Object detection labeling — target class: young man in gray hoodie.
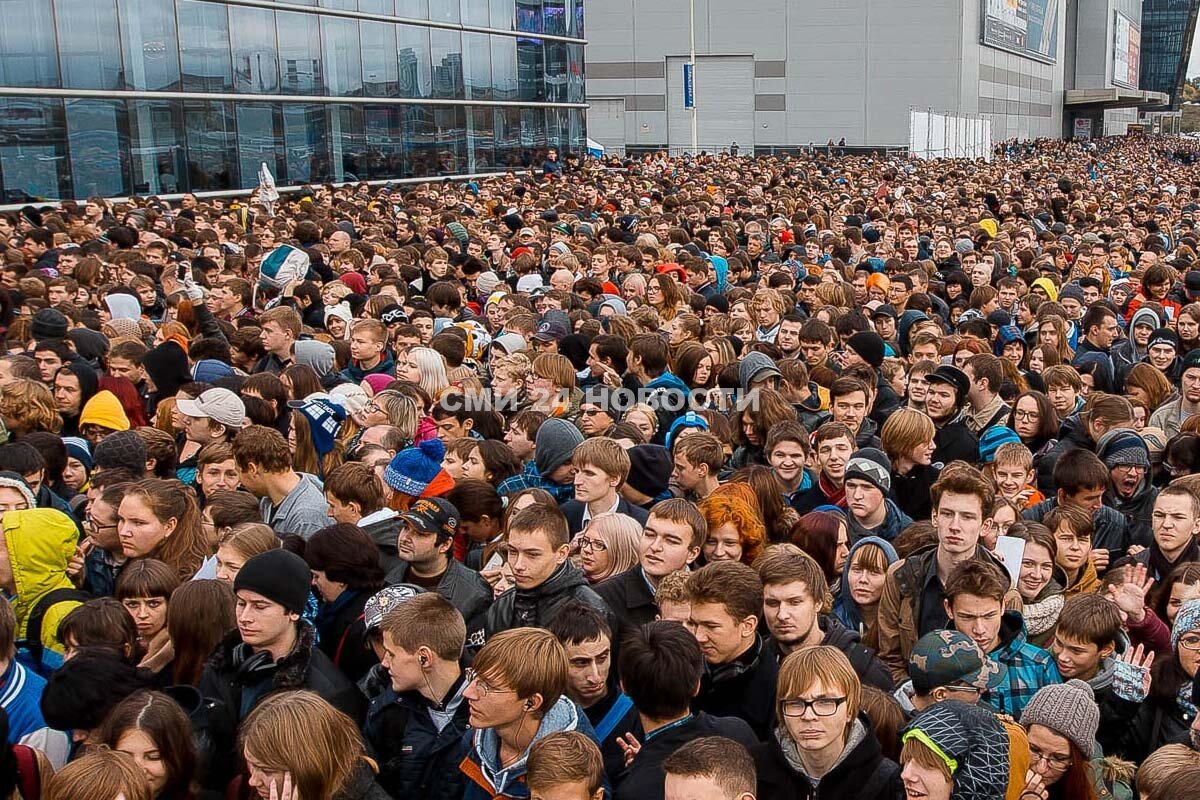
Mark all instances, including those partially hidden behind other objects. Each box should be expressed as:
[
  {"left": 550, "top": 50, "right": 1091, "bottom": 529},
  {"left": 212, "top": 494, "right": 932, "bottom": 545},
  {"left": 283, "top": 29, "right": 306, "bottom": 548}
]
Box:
[{"left": 233, "top": 424, "right": 333, "bottom": 539}]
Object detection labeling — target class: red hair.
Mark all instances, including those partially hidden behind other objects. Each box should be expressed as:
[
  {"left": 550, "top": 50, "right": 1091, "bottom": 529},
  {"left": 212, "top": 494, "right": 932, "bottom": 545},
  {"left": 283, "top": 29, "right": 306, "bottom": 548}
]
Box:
[
  {"left": 698, "top": 490, "right": 766, "bottom": 565},
  {"left": 98, "top": 376, "right": 149, "bottom": 428},
  {"left": 789, "top": 511, "right": 843, "bottom": 583}
]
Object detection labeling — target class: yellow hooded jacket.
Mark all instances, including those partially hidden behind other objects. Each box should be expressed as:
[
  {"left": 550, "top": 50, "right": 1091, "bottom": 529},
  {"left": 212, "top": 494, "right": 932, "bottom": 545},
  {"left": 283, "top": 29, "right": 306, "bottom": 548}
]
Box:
[
  {"left": 5, "top": 508, "right": 83, "bottom": 656},
  {"left": 79, "top": 390, "right": 131, "bottom": 433}
]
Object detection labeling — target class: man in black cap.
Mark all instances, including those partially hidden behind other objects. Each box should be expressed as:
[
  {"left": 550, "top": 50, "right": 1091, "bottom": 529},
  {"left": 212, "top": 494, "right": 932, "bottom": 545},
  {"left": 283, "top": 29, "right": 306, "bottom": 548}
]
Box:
[
  {"left": 619, "top": 444, "right": 673, "bottom": 510},
  {"left": 924, "top": 365, "right": 979, "bottom": 465},
  {"left": 844, "top": 330, "right": 902, "bottom": 425},
  {"left": 199, "top": 549, "right": 364, "bottom": 737}
]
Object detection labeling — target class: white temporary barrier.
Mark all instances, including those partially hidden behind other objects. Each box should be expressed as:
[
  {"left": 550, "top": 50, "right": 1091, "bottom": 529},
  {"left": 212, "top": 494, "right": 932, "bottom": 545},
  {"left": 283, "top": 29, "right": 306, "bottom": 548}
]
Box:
[{"left": 909, "top": 108, "right": 993, "bottom": 160}]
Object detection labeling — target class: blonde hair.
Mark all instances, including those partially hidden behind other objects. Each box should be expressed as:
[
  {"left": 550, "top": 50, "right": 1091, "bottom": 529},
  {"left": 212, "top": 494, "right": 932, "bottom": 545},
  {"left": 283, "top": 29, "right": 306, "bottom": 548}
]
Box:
[
  {"left": 579, "top": 513, "right": 642, "bottom": 582},
  {"left": 491, "top": 352, "right": 532, "bottom": 384},
  {"left": 880, "top": 407, "right": 935, "bottom": 463},
  {"left": 0, "top": 378, "right": 62, "bottom": 435},
  {"left": 572, "top": 438, "right": 631, "bottom": 482},
  {"left": 239, "top": 691, "right": 368, "bottom": 800},
  {"left": 404, "top": 347, "right": 450, "bottom": 399},
  {"left": 45, "top": 749, "right": 153, "bottom": 800},
  {"left": 655, "top": 569, "right": 691, "bottom": 604},
  {"left": 775, "top": 645, "right": 861, "bottom": 732},
  {"left": 533, "top": 353, "right": 576, "bottom": 391}
]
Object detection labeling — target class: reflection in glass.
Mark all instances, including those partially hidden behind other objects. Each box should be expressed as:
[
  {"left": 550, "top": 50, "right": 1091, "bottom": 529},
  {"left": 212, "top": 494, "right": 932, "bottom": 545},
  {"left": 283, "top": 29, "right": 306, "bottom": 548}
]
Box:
[
  {"left": 237, "top": 104, "right": 285, "bottom": 188},
  {"left": 463, "top": 33, "right": 493, "bottom": 101},
  {"left": 284, "top": 103, "right": 329, "bottom": 183},
  {"left": 467, "top": 107, "right": 495, "bottom": 171},
  {"left": 361, "top": 20, "right": 400, "bottom": 96},
  {"left": 178, "top": 0, "right": 233, "bottom": 92},
  {"left": 428, "top": 0, "right": 459, "bottom": 23},
  {"left": 67, "top": 100, "right": 130, "bottom": 198},
  {"left": 544, "top": 42, "right": 567, "bottom": 102},
  {"left": 119, "top": 0, "right": 181, "bottom": 91},
  {"left": 127, "top": 100, "right": 185, "bottom": 195},
  {"left": 0, "top": 0, "right": 60, "bottom": 88},
  {"left": 56, "top": 0, "right": 123, "bottom": 90},
  {"left": 566, "top": 43, "right": 585, "bottom": 104},
  {"left": 517, "top": 38, "right": 546, "bottom": 102},
  {"left": 494, "top": 106, "right": 523, "bottom": 168},
  {"left": 430, "top": 30, "right": 464, "bottom": 99},
  {"left": 397, "top": 25, "right": 432, "bottom": 98},
  {"left": 184, "top": 101, "right": 238, "bottom": 190},
  {"left": 543, "top": 0, "right": 566, "bottom": 36},
  {"left": 277, "top": 10, "right": 324, "bottom": 94},
  {"left": 330, "top": 105, "right": 366, "bottom": 182},
  {"left": 490, "top": 0, "right": 514, "bottom": 30},
  {"left": 230, "top": 6, "right": 281, "bottom": 94},
  {"left": 0, "top": 99, "right": 70, "bottom": 201},
  {"left": 363, "top": 108, "right": 404, "bottom": 179},
  {"left": 491, "top": 36, "right": 518, "bottom": 100},
  {"left": 322, "top": 17, "right": 364, "bottom": 96}
]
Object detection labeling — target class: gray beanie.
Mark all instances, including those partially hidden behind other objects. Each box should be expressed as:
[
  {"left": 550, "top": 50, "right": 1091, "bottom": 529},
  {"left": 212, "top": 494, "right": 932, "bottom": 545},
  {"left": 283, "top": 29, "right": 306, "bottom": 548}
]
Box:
[
  {"left": 738, "top": 351, "right": 781, "bottom": 391},
  {"left": 1019, "top": 679, "right": 1100, "bottom": 757},
  {"left": 534, "top": 418, "right": 584, "bottom": 478},
  {"left": 844, "top": 448, "right": 892, "bottom": 494},
  {"left": 293, "top": 340, "right": 336, "bottom": 377}
]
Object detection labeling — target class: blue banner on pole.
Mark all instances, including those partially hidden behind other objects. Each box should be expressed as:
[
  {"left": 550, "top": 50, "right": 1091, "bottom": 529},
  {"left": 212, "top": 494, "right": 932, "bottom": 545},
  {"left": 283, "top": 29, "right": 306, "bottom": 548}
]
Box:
[{"left": 683, "top": 63, "right": 694, "bottom": 109}]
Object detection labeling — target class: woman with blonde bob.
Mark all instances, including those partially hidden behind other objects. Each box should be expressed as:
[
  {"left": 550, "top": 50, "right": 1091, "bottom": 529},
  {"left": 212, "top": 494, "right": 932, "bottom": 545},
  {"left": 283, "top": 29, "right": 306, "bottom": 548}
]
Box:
[
  {"left": 881, "top": 407, "right": 940, "bottom": 520},
  {"left": 571, "top": 512, "right": 642, "bottom": 584},
  {"left": 528, "top": 353, "right": 582, "bottom": 422},
  {"left": 239, "top": 690, "right": 390, "bottom": 800},
  {"left": 396, "top": 346, "right": 450, "bottom": 403},
  {"left": 697, "top": 489, "right": 766, "bottom": 566},
  {"left": 753, "top": 645, "right": 901, "bottom": 799}
]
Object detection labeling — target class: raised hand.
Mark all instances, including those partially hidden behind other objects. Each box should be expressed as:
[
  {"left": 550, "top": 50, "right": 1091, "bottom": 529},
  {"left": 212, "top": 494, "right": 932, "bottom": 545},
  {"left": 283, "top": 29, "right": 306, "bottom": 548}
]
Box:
[
  {"left": 1106, "top": 562, "right": 1153, "bottom": 623},
  {"left": 1118, "top": 643, "right": 1155, "bottom": 696},
  {"left": 616, "top": 733, "right": 642, "bottom": 768},
  {"left": 269, "top": 773, "right": 301, "bottom": 800}
]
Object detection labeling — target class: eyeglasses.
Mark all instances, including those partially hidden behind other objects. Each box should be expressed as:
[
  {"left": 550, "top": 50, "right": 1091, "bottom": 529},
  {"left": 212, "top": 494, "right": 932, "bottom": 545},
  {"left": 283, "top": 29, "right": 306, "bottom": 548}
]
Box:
[
  {"left": 1178, "top": 633, "right": 1200, "bottom": 651},
  {"left": 573, "top": 536, "right": 608, "bottom": 554},
  {"left": 1014, "top": 410, "right": 1039, "bottom": 421},
  {"left": 942, "top": 683, "right": 984, "bottom": 697},
  {"left": 780, "top": 697, "right": 846, "bottom": 717},
  {"left": 86, "top": 516, "right": 116, "bottom": 532},
  {"left": 1029, "top": 745, "right": 1072, "bottom": 770},
  {"left": 1113, "top": 464, "right": 1147, "bottom": 474},
  {"left": 464, "top": 668, "right": 514, "bottom": 697}
]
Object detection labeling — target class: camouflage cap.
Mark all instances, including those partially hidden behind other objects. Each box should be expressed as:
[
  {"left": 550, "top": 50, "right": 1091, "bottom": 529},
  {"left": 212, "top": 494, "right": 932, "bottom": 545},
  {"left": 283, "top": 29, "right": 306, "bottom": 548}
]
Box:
[
  {"left": 363, "top": 584, "right": 425, "bottom": 632},
  {"left": 908, "top": 630, "right": 1007, "bottom": 695}
]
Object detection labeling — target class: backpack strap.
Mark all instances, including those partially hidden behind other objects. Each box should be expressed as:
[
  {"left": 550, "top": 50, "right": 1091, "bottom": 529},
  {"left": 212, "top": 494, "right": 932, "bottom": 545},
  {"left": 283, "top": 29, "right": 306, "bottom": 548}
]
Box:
[
  {"left": 333, "top": 613, "right": 366, "bottom": 667},
  {"left": 19, "top": 587, "right": 91, "bottom": 672},
  {"left": 856, "top": 757, "right": 898, "bottom": 800},
  {"left": 13, "top": 743, "right": 41, "bottom": 800},
  {"left": 594, "top": 693, "right": 634, "bottom": 742}
]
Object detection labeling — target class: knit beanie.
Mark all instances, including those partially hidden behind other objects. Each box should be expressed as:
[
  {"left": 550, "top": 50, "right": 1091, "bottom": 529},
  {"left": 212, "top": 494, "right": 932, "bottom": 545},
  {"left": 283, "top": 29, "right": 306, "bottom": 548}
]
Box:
[
  {"left": 535, "top": 418, "right": 584, "bottom": 478},
  {"left": 844, "top": 448, "right": 892, "bottom": 494},
  {"left": 329, "top": 383, "right": 369, "bottom": 417},
  {"left": 491, "top": 332, "right": 528, "bottom": 355},
  {"left": 1173, "top": 599, "right": 1200, "bottom": 650},
  {"left": 31, "top": 308, "right": 68, "bottom": 341},
  {"left": 738, "top": 352, "right": 782, "bottom": 391},
  {"left": 625, "top": 445, "right": 672, "bottom": 498},
  {"left": 476, "top": 271, "right": 502, "bottom": 297},
  {"left": 1094, "top": 427, "right": 1151, "bottom": 470},
  {"left": 92, "top": 430, "right": 147, "bottom": 474},
  {"left": 191, "top": 359, "right": 234, "bottom": 383},
  {"left": 384, "top": 438, "right": 451, "bottom": 497},
  {"left": 0, "top": 471, "right": 35, "bottom": 510},
  {"left": 62, "top": 436, "right": 92, "bottom": 472},
  {"left": 287, "top": 395, "right": 345, "bottom": 457},
  {"left": 1019, "top": 679, "right": 1100, "bottom": 757},
  {"left": 1147, "top": 328, "right": 1180, "bottom": 354},
  {"left": 101, "top": 317, "right": 143, "bottom": 341},
  {"left": 79, "top": 390, "right": 131, "bottom": 433},
  {"left": 978, "top": 426, "right": 1021, "bottom": 464},
  {"left": 234, "top": 550, "right": 311, "bottom": 613},
  {"left": 1058, "top": 284, "right": 1085, "bottom": 305},
  {"left": 902, "top": 701, "right": 1010, "bottom": 800},
  {"left": 294, "top": 340, "right": 336, "bottom": 378},
  {"left": 1130, "top": 306, "right": 1162, "bottom": 334},
  {"left": 363, "top": 373, "right": 394, "bottom": 395},
  {"left": 847, "top": 331, "right": 886, "bottom": 369}
]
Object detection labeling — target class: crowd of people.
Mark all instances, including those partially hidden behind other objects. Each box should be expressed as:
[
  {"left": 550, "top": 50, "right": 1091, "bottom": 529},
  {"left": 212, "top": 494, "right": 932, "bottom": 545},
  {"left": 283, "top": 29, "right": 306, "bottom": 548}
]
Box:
[{"left": 2, "top": 134, "right": 1200, "bottom": 798}]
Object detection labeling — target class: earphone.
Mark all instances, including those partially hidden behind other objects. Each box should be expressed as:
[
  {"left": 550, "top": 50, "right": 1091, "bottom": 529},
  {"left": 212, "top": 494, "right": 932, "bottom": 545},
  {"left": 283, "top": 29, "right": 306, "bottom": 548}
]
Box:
[
  {"left": 524, "top": 700, "right": 534, "bottom": 710},
  {"left": 420, "top": 656, "right": 428, "bottom": 667}
]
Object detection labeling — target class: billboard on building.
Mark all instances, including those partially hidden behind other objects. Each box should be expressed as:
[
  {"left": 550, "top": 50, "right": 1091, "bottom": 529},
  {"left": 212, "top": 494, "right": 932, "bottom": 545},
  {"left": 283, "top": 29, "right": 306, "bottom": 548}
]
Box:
[
  {"left": 981, "top": 0, "right": 1060, "bottom": 63},
  {"left": 1113, "top": 12, "right": 1141, "bottom": 89}
]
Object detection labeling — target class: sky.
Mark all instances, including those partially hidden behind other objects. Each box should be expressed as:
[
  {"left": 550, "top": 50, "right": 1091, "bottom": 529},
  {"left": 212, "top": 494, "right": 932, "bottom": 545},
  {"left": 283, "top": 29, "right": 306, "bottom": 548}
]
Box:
[{"left": 1191, "top": 25, "right": 1200, "bottom": 80}]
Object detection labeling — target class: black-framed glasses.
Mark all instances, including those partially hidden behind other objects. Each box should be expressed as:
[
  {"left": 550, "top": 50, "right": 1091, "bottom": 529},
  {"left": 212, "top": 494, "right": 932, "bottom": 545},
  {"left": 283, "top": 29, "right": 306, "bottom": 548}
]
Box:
[
  {"left": 780, "top": 697, "right": 846, "bottom": 717},
  {"left": 572, "top": 536, "right": 608, "bottom": 554},
  {"left": 1029, "top": 745, "right": 1072, "bottom": 770}
]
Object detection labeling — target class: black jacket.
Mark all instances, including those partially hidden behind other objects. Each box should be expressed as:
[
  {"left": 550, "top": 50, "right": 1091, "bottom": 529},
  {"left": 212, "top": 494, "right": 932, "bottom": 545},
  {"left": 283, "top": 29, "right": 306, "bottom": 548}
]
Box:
[
  {"left": 752, "top": 717, "right": 903, "bottom": 800},
  {"left": 693, "top": 635, "right": 780, "bottom": 740},
  {"left": 386, "top": 558, "right": 493, "bottom": 633},
  {"left": 1036, "top": 414, "right": 1093, "bottom": 494},
  {"left": 360, "top": 513, "right": 403, "bottom": 575},
  {"left": 482, "top": 561, "right": 611, "bottom": 640},
  {"left": 613, "top": 712, "right": 758, "bottom": 800},
  {"left": 595, "top": 566, "right": 659, "bottom": 644},
  {"left": 582, "top": 687, "right": 642, "bottom": 782},
  {"left": 932, "top": 416, "right": 978, "bottom": 465},
  {"left": 360, "top": 664, "right": 470, "bottom": 800},
  {"left": 1023, "top": 497, "right": 1131, "bottom": 562},
  {"left": 818, "top": 616, "right": 894, "bottom": 692},
  {"left": 1112, "top": 664, "right": 1194, "bottom": 762},
  {"left": 561, "top": 497, "right": 650, "bottom": 537},
  {"left": 313, "top": 588, "right": 378, "bottom": 685},
  {"left": 890, "top": 463, "right": 940, "bottom": 521},
  {"left": 198, "top": 623, "right": 364, "bottom": 786}
]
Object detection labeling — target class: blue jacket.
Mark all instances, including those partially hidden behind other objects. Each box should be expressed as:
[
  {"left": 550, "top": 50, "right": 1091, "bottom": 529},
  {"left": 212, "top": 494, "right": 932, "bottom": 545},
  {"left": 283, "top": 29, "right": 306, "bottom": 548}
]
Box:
[
  {"left": 847, "top": 498, "right": 912, "bottom": 544},
  {"left": 460, "top": 696, "right": 603, "bottom": 799},
  {"left": 833, "top": 536, "right": 899, "bottom": 635},
  {"left": 986, "top": 611, "right": 1062, "bottom": 720}
]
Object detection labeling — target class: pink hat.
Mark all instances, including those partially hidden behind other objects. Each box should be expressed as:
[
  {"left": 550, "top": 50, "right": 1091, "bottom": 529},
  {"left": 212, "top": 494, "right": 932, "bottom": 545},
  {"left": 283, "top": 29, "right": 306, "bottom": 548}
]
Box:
[{"left": 362, "top": 373, "right": 394, "bottom": 395}]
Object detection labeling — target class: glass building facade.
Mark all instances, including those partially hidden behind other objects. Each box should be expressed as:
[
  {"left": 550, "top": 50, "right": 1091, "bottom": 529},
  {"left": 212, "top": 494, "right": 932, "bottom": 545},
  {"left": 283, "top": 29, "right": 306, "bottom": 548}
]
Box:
[
  {"left": 1139, "top": 0, "right": 1200, "bottom": 110},
  {"left": 0, "top": 0, "right": 586, "bottom": 201}
]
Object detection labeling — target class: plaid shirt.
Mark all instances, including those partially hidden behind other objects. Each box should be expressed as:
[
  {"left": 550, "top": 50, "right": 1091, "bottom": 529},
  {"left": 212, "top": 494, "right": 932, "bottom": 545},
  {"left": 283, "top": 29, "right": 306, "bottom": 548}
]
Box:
[
  {"left": 496, "top": 461, "right": 575, "bottom": 504},
  {"left": 986, "top": 611, "right": 1062, "bottom": 720}
]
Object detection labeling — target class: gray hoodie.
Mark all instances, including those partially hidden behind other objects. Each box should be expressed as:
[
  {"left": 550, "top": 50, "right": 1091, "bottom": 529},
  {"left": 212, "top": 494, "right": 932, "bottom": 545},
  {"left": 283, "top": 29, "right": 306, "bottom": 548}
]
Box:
[{"left": 261, "top": 472, "right": 334, "bottom": 539}]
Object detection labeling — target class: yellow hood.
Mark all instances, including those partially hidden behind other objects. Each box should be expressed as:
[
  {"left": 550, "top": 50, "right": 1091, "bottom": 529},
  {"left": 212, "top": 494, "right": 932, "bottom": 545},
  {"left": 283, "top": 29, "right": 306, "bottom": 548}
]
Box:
[{"left": 5, "top": 508, "right": 80, "bottom": 650}]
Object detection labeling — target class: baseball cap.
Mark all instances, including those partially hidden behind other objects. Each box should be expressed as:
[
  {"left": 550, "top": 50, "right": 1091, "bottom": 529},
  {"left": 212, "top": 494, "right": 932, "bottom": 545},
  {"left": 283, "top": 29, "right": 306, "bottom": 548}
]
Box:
[
  {"left": 518, "top": 227, "right": 537, "bottom": 238},
  {"left": 925, "top": 365, "right": 971, "bottom": 400},
  {"left": 399, "top": 497, "right": 460, "bottom": 541},
  {"left": 532, "top": 319, "right": 569, "bottom": 343},
  {"left": 175, "top": 388, "right": 246, "bottom": 429},
  {"left": 363, "top": 584, "right": 425, "bottom": 631},
  {"left": 909, "top": 630, "right": 1007, "bottom": 695}
]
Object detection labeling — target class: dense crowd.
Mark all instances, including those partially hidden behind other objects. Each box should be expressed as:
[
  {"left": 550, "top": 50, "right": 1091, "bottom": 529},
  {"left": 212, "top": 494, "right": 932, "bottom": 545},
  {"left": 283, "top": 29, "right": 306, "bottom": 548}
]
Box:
[{"left": 2, "top": 136, "right": 1200, "bottom": 799}]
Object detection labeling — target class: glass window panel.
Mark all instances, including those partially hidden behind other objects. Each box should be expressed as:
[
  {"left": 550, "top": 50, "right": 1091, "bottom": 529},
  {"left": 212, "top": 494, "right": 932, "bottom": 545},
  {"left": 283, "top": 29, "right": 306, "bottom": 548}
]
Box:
[
  {"left": 567, "top": 0, "right": 582, "bottom": 37},
  {"left": 230, "top": 7, "right": 280, "bottom": 94},
  {"left": 322, "top": 17, "right": 363, "bottom": 96},
  {"left": 430, "top": 30, "right": 463, "bottom": 99},
  {"left": 463, "top": 33, "right": 492, "bottom": 101},
  {"left": 491, "top": 36, "right": 518, "bottom": 100},
  {"left": 283, "top": 103, "right": 329, "bottom": 184},
  {"left": 543, "top": 0, "right": 565, "bottom": 36},
  {"left": 184, "top": 100, "right": 238, "bottom": 191},
  {"left": 55, "top": 0, "right": 122, "bottom": 90},
  {"left": 127, "top": 99, "right": 185, "bottom": 195},
  {"left": 358, "top": 0, "right": 393, "bottom": 12},
  {"left": 568, "top": 107, "right": 584, "bottom": 155},
  {"left": 66, "top": 100, "right": 130, "bottom": 198},
  {"left": 493, "top": 106, "right": 522, "bottom": 168},
  {"left": 236, "top": 104, "right": 285, "bottom": 190},
  {"left": 363, "top": 107, "right": 404, "bottom": 179},
  {"left": 490, "top": 0, "right": 514, "bottom": 30},
  {"left": 516, "top": 0, "right": 543, "bottom": 33},
  {"left": 429, "top": 0, "right": 459, "bottom": 22},
  {"left": 277, "top": 10, "right": 324, "bottom": 95},
  {"left": 544, "top": 107, "right": 566, "bottom": 153},
  {"left": 403, "top": 105, "right": 435, "bottom": 176},
  {"left": 0, "top": 99, "right": 70, "bottom": 201},
  {"left": 544, "top": 42, "right": 567, "bottom": 102},
  {"left": 520, "top": 106, "right": 546, "bottom": 164},
  {"left": 566, "top": 43, "right": 584, "bottom": 104},
  {"left": 361, "top": 21, "right": 399, "bottom": 97},
  {"left": 467, "top": 107, "right": 495, "bottom": 172},
  {"left": 178, "top": 0, "right": 232, "bottom": 92},
  {"left": 397, "top": 25, "right": 431, "bottom": 98},
  {"left": 462, "top": 0, "right": 489, "bottom": 26},
  {"left": 119, "top": 0, "right": 181, "bottom": 91},
  {"left": 517, "top": 39, "right": 545, "bottom": 102},
  {"left": 329, "top": 105, "right": 366, "bottom": 182},
  {"left": 320, "top": 0, "right": 357, "bottom": 8},
  {"left": 0, "top": 0, "right": 59, "bottom": 88},
  {"left": 395, "top": 0, "right": 427, "bottom": 16},
  {"left": 434, "top": 106, "right": 466, "bottom": 175}
]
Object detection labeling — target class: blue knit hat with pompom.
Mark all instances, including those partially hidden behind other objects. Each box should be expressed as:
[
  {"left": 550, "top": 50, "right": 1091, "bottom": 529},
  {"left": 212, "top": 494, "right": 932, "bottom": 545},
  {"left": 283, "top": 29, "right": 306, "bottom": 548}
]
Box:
[{"left": 384, "top": 438, "right": 448, "bottom": 496}]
